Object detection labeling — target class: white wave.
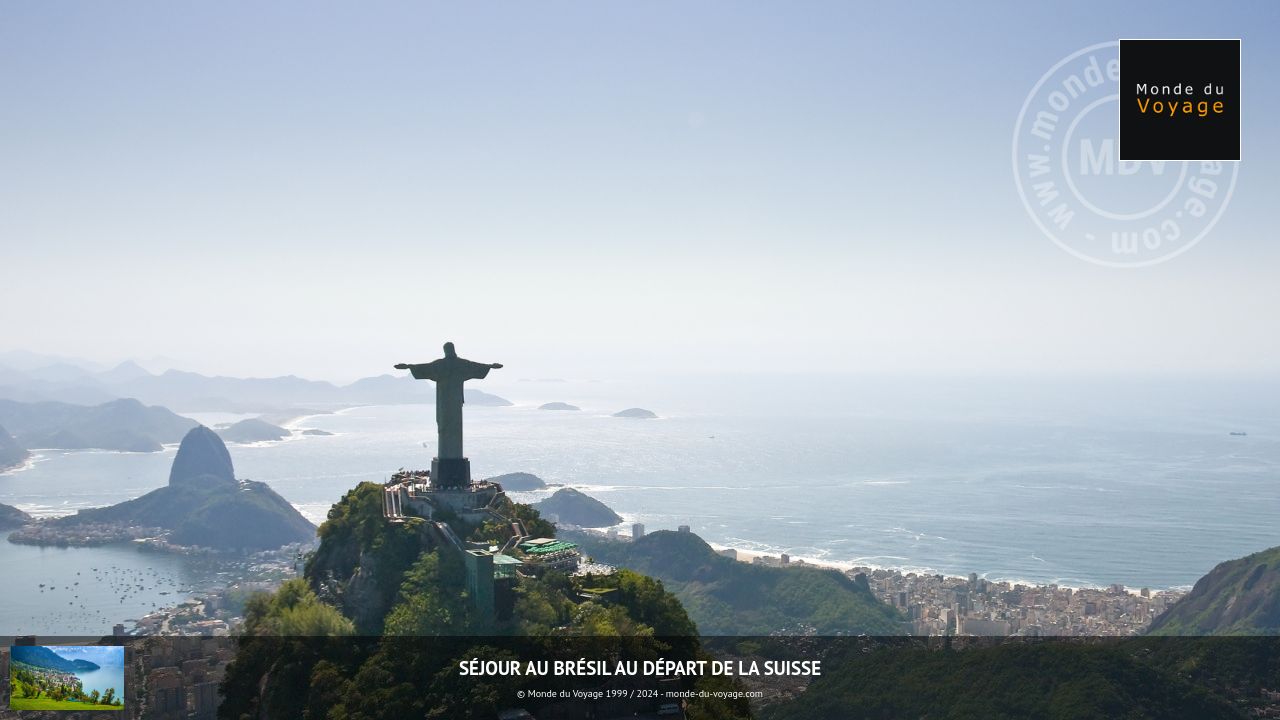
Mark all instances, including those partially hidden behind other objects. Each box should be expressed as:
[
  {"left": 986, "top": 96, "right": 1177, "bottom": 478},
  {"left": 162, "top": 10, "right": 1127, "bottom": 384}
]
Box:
[
  {"left": 0, "top": 452, "right": 44, "bottom": 475},
  {"left": 561, "top": 483, "right": 746, "bottom": 493},
  {"left": 13, "top": 502, "right": 97, "bottom": 519},
  {"left": 292, "top": 502, "right": 335, "bottom": 525}
]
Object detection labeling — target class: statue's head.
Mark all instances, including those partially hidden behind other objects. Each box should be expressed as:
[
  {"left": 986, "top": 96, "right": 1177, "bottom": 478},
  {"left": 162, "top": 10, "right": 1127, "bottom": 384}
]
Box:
[{"left": 443, "top": 342, "right": 457, "bottom": 357}]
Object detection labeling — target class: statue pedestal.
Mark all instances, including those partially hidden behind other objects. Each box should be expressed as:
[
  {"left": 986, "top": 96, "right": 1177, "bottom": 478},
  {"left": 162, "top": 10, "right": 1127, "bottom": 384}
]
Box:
[{"left": 431, "top": 457, "right": 471, "bottom": 489}]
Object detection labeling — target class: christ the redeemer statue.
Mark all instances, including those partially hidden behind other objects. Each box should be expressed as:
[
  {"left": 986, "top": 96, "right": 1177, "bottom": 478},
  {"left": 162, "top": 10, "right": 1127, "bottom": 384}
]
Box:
[{"left": 395, "top": 342, "right": 502, "bottom": 488}]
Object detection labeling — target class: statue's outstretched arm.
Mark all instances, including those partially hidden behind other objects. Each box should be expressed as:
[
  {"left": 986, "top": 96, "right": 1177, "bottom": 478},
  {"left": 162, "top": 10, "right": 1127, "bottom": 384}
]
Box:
[
  {"left": 490, "top": 363, "right": 503, "bottom": 369},
  {"left": 394, "top": 363, "right": 411, "bottom": 370}
]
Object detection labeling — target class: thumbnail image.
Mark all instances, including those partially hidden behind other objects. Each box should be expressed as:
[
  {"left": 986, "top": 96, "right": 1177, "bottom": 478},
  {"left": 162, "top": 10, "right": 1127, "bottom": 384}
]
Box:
[{"left": 9, "top": 645, "right": 124, "bottom": 711}]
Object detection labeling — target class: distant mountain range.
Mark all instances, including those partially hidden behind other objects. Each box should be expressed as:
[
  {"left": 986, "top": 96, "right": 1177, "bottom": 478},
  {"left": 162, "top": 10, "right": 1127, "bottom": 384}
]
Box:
[
  {"left": 0, "top": 398, "right": 196, "bottom": 452},
  {"left": 0, "top": 355, "right": 511, "bottom": 412},
  {"left": 0, "top": 353, "right": 513, "bottom": 453},
  {"left": 24, "top": 426, "right": 315, "bottom": 552},
  {"left": 10, "top": 646, "right": 99, "bottom": 673}
]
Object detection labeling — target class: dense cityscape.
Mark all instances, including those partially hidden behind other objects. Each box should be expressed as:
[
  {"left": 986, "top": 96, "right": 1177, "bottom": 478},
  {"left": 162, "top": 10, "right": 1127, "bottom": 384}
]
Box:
[
  {"left": 597, "top": 525, "right": 1190, "bottom": 637},
  {"left": 729, "top": 548, "right": 1184, "bottom": 636},
  {"left": 859, "top": 567, "right": 1185, "bottom": 637}
]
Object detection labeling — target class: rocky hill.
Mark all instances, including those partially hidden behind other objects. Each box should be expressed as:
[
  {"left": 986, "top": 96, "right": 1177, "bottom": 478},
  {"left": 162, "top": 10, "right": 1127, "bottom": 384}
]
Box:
[
  {"left": 0, "top": 398, "right": 196, "bottom": 452},
  {"left": 0, "top": 502, "right": 31, "bottom": 529},
  {"left": 16, "top": 426, "right": 314, "bottom": 552},
  {"left": 1148, "top": 544, "right": 1280, "bottom": 635},
  {"left": 0, "top": 423, "right": 29, "bottom": 470},
  {"left": 169, "top": 425, "right": 237, "bottom": 488},
  {"left": 217, "top": 481, "right": 748, "bottom": 720},
  {"left": 535, "top": 488, "right": 621, "bottom": 527}
]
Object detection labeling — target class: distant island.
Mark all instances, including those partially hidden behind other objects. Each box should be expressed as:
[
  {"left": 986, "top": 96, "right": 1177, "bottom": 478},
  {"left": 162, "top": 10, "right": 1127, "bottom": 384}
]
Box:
[
  {"left": 488, "top": 471, "right": 547, "bottom": 490},
  {"left": 9, "top": 645, "right": 123, "bottom": 711},
  {"left": 301, "top": 428, "right": 334, "bottom": 436},
  {"left": 0, "top": 422, "right": 29, "bottom": 469},
  {"left": 535, "top": 488, "right": 622, "bottom": 527},
  {"left": 539, "top": 401, "right": 581, "bottom": 411},
  {"left": 0, "top": 502, "right": 31, "bottom": 529},
  {"left": 8, "top": 426, "right": 315, "bottom": 552},
  {"left": 216, "top": 418, "right": 291, "bottom": 443},
  {"left": 613, "top": 407, "right": 658, "bottom": 419},
  {"left": 0, "top": 398, "right": 195, "bottom": 452}
]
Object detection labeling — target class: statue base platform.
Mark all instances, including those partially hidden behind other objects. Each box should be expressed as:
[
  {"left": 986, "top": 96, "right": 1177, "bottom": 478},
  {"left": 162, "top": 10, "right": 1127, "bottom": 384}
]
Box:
[{"left": 431, "top": 457, "right": 471, "bottom": 489}]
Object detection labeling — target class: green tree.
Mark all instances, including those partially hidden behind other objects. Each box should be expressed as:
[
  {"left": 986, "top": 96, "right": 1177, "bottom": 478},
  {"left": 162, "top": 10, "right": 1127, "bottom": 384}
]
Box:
[
  {"left": 384, "top": 550, "right": 477, "bottom": 636},
  {"left": 513, "top": 577, "right": 571, "bottom": 633},
  {"left": 422, "top": 646, "right": 524, "bottom": 720},
  {"left": 304, "top": 482, "right": 427, "bottom": 634},
  {"left": 244, "top": 578, "right": 355, "bottom": 636}
]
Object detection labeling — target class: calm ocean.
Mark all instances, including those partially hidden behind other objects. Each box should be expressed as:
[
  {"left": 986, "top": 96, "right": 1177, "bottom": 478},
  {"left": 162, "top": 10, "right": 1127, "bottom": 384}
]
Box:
[{"left": 2, "top": 373, "right": 1277, "bottom": 634}]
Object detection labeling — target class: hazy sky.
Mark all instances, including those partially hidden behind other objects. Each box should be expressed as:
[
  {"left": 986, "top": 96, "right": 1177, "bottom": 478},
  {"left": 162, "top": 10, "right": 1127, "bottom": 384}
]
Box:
[
  {"left": 2, "top": 2, "right": 1277, "bottom": 382},
  {"left": 47, "top": 645, "right": 124, "bottom": 667}
]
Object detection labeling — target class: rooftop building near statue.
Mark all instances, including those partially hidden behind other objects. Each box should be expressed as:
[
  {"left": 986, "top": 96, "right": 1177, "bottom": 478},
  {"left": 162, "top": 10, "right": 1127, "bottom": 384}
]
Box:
[{"left": 517, "top": 538, "right": 582, "bottom": 574}]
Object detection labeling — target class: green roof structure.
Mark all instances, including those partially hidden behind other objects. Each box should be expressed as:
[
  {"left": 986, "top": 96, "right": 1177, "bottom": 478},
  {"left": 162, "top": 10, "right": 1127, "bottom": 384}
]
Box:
[{"left": 519, "top": 540, "right": 579, "bottom": 555}]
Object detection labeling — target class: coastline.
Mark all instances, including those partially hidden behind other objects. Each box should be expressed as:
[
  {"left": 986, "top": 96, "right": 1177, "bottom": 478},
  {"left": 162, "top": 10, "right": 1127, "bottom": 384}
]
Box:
[
  {"left": 598, "top": 516, "right": 1194, "bottom": 596},
  {"left": 571, "top": 525, "right": 1186, "bottom": 635},
  {"left": 702, "top": 539, "right": 1189, "bottom": 597},
  {"left": 0, "top": 452, "right": 39, "bottom": 476}
]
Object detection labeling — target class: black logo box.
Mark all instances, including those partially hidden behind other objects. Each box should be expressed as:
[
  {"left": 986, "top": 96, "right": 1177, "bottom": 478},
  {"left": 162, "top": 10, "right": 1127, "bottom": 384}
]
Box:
[{"left": 1119, "top": 39, "right": 1240, "bottom": 161}]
